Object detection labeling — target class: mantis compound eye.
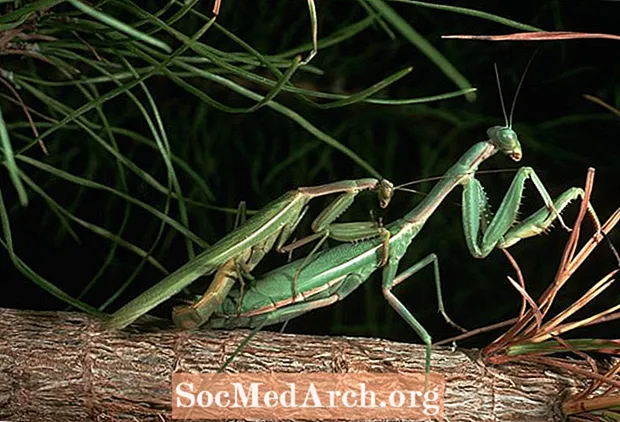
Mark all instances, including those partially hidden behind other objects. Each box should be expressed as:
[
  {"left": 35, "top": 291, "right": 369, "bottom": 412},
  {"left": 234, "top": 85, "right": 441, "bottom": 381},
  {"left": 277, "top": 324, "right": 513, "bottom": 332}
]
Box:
[{"left": 497, "top": 128, "right": 518, "bottom": 146}]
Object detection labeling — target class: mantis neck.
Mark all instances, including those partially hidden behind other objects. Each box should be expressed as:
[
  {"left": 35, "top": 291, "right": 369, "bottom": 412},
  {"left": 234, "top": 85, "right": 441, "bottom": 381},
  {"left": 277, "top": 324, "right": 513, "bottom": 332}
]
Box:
[{"left": 402, "top": 140, "right": 499, "bottom": 225}]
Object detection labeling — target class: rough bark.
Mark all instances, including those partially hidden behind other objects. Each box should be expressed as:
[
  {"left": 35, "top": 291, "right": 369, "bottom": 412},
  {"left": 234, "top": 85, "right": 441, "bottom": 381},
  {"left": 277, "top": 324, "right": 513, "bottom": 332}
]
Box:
[{"left": 0, "top": 308, "right": 600, "bottom": 422}]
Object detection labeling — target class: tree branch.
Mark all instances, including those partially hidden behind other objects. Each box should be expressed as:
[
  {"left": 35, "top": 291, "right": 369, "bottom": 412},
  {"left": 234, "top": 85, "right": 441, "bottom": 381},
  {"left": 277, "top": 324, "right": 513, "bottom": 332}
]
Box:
[{"left": 0, "top": 308, "right": 600, "bottom": 421}]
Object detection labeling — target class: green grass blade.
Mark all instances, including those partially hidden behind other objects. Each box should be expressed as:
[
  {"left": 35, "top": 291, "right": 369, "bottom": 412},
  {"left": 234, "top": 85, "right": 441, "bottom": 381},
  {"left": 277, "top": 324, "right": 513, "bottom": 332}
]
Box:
[
  {"left": 0, "top": 105, "right": 28, "bottom": 206},
  {"left": 367, "top": 0, "right": 476, "bottom": 101},
  {"left": 170, "top": 60, "right": 384, "bottom": 178},
  {"left": 18, "top": 170, "right": 171, "bottom": 275},
  {"left": 16, "top": 156, "right": 208, "bottom": 248},
  {"left": 366, "top": 87, "right": 477, "bottom": 105},
  {"left": 318, "top": 67, "right": 413, "bottom": 109},
  {"left": 389, "top": 0, "right": 543, "bottom": 32},
  {"left": 246, "top": 55, "right": 304, "bottom": 112},
  {"left": 356, "top": 0, "right": 397, "bottom": 40},
  {"left": 0, "top": 0, "right": 63, "bottom": 25},
  {"left": 0, "top": 187, "right": 101, "bottom": 315},
  {"left": 68, "top": 0, "right": 172, "bottom": 52}
]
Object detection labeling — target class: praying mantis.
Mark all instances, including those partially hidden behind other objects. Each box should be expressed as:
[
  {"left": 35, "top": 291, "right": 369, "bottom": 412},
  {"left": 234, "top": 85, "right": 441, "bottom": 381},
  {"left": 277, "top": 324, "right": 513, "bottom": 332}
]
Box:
[
  {"left": 204, "top": 123, "right": 599, "bottom": 373},
  {"left": 104, "top": 178, "right": 394, "bottom": 330}
]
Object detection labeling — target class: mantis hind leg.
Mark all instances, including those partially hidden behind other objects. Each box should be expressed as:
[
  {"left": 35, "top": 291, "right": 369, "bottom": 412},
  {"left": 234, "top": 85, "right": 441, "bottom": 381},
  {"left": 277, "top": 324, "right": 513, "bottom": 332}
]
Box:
[
  {"left": 381, "top": 253, "right": 465, "bottom": 374},
  {"left": 172, "top": 202, "right": 250, "bottom": 330},
  {"left": 172, "top": 258, "right": 240, "bottom": 330}
]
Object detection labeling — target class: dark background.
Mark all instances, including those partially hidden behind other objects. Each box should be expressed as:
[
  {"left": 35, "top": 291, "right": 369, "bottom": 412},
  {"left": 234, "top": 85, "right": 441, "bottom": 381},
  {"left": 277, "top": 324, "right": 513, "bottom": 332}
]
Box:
[{"left": 1, "top": 1, "right": 619, "bottom": 351}]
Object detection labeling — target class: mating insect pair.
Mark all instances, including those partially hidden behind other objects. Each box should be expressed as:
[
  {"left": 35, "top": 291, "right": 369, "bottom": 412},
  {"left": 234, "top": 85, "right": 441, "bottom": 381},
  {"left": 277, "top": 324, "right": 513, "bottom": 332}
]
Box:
[
  {"left": 105, "top": 64, "right": 600, "bottom": 373},
  {"left": 106, "top": 130, "right": 597, "bottom": 374}
]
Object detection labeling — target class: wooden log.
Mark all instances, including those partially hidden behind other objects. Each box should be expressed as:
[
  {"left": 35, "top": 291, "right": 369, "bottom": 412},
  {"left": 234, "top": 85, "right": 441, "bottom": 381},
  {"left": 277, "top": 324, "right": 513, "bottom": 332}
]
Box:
[{"left": 0, "top": 308, "right": 599, "bottom": 421}]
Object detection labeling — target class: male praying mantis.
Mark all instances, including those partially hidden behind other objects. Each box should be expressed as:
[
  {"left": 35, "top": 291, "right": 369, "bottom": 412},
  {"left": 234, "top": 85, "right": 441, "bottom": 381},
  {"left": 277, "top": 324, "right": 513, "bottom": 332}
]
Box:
[
  {"left": 204, "top": 118, "right": 600, "bottom": 374},
  {"left": 104, "top": 178, "right": 394, "bottom": 330}
]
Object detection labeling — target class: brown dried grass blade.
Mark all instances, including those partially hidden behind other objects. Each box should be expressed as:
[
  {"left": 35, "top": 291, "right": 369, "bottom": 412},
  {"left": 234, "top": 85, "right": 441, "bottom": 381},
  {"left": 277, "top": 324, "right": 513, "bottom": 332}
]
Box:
[
  {"left": 506, "top": 275, "right": 542, "bottom": 330},
  {"left": 442, "top": 32, "right": 620, "bottom": 41},
  {"left": 563, "top": 394, "right": 620, "bottom": 416},
  {"left": 434, "top": 317, "right": 518, "bottom": 346},
  {"left": 570, "top": 355, "right": 620, "bottom": 405},
  {"left": 583, "top": 94, "right": 620, "bottom": 119},
  {"left": 501, "top": 248, "right": 528, "bottom": 319},
  {"left": 538, "top": 169, "right": 596, "bottom": 314},
  {"left": 526, "top": 356, "right": 620, "bottom": 389},
  {"left": 530, "top": 301, "right": 620, "bottom": 343},
  {"left": 527, "top": 270, "right": 619, "bottom": 342},
  {"left": 486, "top": 170, "right": 596, "bottom": 351},
  {"left": 213, "top": 0, "right": 222, "bottom": 15}
]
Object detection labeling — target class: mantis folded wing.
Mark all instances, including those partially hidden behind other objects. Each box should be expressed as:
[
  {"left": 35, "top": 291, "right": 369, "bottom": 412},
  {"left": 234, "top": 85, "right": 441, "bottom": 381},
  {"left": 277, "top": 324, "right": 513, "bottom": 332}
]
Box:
[{"left": 104, "top": 178, "right": 394, "bottom": 330}]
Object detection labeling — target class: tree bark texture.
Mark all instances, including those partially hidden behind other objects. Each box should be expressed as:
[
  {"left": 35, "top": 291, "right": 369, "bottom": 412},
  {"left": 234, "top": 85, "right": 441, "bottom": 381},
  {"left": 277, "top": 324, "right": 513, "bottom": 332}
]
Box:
[{"left": 0, "top": 308, "right": 603, "bottom": 422}]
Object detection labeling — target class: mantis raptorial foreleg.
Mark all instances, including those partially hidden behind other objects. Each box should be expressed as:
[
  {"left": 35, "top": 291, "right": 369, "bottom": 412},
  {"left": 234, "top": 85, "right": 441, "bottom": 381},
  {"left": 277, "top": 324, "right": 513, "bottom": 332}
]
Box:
[{"left": 462, "top": 166, "right": 597, "bottom": 258}]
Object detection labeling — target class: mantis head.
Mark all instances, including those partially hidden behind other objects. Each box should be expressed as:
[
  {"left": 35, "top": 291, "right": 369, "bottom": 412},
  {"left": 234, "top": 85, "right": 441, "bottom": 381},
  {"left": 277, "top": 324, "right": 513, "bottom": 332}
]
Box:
[
  {"left": 377, "top": 179, "right": 394, "bottom": 208},
  {"left": 489, "top": 56, "right": 537, "bottom": 164},
  {"left": 487, "top": 125, "right": 522, "bottom": 162}
]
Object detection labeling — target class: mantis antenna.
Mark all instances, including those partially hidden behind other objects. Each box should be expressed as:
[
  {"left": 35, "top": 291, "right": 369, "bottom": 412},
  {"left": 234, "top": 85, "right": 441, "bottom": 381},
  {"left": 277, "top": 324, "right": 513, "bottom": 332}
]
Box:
[
  {"left": 494, "top": 63, "right": 510, "bottom": 128},
  {"left": 495, "top": 49, "right": 539, "bottom": 129}
]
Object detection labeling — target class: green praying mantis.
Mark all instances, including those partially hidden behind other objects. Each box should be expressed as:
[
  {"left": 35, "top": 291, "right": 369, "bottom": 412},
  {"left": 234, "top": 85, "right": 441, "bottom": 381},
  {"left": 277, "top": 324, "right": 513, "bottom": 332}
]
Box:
[
  {"left": 104, "top": 178, "right": 394, "bottom": 330},
  {"left": 203, "top": 123, "right": 600, "bottom": 373}
]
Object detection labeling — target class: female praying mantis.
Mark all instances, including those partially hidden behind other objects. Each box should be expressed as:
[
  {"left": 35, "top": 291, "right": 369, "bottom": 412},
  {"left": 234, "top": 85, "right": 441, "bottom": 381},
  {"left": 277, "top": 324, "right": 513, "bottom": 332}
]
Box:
[
  {"left": 104, "top": 178, "right": 394, "bottom": 330},
  {"left": 204, "top": 123, "right": 599, "bottom": 373}
]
